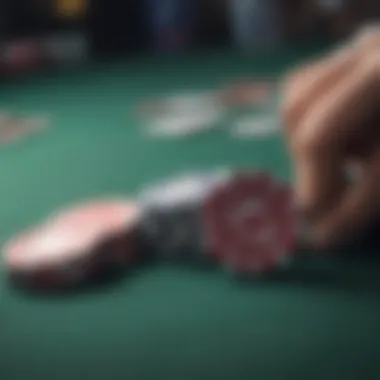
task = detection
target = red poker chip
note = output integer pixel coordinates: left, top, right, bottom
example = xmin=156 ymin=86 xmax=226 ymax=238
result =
xmin=202 ymin=172 xmax=299 ymax=275
xmin=3 ymin=199 xmax=141 ymax=290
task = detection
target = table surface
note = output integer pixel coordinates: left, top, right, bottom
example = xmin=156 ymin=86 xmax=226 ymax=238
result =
xmin=1 ymin=49 xmax=380 ymax=380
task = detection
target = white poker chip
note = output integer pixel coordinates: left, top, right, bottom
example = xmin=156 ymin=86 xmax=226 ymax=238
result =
xmin=143 ymin=92 xmax=225 ymax=138
xmin=140 ymin=169 xmax=231 ymax=210
xmin=164 ymin=93 xmax=219 ymax=113
xmin=230 ymin=114 xmax=280 ymax=139
xmin=142 ymin=92 xmax=223 ymax=117
xmin=139 ymin=169 xmax=231 ymax=262
xmin=147 ymin=109 xmax=222 ymax=138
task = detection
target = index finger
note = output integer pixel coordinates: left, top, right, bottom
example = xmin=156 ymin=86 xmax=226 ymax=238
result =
xmin=282 ymin=47 xmax=357 ymax=138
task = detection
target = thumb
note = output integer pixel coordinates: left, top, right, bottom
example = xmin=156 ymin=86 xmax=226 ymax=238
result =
xmin=311 ymin=151 xmax=380 ymax=249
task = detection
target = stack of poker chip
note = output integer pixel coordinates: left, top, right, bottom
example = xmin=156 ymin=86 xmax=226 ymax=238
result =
xmin=139 ymin=168 xmax=232 ymax=264
xmin=3 ymin=199 xmax=141 ymax=290
xmin=139 ymin=169 xmax=299 ymax=274
xmin=1 ymin=169 xmax=300 ymax=292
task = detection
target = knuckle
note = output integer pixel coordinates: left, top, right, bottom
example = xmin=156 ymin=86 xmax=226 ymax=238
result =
xmin=282 ymin=61 xmax=311 ymax=96
xmin=360 ymin=51 xmax=380 ymax=75
xmin=292 ymin=125 xmax=327 ymax=158
xmin=280 ymin=67 xmax=310 ymax=122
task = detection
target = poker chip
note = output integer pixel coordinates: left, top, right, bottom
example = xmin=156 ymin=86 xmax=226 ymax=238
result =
xmin=147 ymin=110 xmax=221 ymax=138
xmin=3 ymin=199 xmax=141 ymax=290
xmin=202 ymin=171 xmax=299 ymax=276
xmin=221 ymin=81 xmax=275 ymax=108
xmin=140 ymin=92 xmax=225 ymax=138
xmin=230 ymin=114 xmax=280 ymax=139
xmin=140 ymin=169 xmax=231 ymax=209
xmin=164 ymin=93 xmax=220 ymax=113
xmin=139 ymin=169 xmax=231 ymax=263
xmin=140 ymin=92 xmax=219 ymax=116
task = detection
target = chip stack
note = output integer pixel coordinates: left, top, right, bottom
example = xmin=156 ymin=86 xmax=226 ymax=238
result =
xmin=3 ymin=199 xmax=142 ymax=290
xmin=139 ymin=169 xmax=231 ymax=265
xmin=2 ymin=168 xmax=302 ymax=292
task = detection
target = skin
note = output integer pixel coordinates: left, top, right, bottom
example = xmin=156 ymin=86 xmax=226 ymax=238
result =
xmin=281 ymin=26 xmax=380 ymax=249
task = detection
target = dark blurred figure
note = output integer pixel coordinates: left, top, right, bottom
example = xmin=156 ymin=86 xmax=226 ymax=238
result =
xmin=7 ymin=0 xmax=87 ymax=36
xmin=3 ymin=0 xmax=146 ymax=57
xmin=3 ymin=0 xmax=380 ymax=65
xmin=90 ymin=0 xmax=146 ymax=56
xmin=281 ymin=0 xmax=329 ymax=42
xmin=282 ymin=0 xmax=380 ymax=44
xmin=198 ymin=0 xmax=229 ymax=47
xmin=144 ymin=0 xmax=198 ymax=51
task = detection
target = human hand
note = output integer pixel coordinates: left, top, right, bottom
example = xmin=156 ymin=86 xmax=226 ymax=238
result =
xmin=282 ymin=26 xmax=380 ymax=248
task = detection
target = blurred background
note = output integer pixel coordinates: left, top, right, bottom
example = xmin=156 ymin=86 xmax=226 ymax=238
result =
xmin=3 ymin=5 xmax=380 ymax=380
xmin=0 ymin=0 xmax=380 ymax=78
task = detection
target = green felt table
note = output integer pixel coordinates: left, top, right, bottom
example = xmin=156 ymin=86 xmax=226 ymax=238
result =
xmin=1 ymin=49 xmax=380 ymax=380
